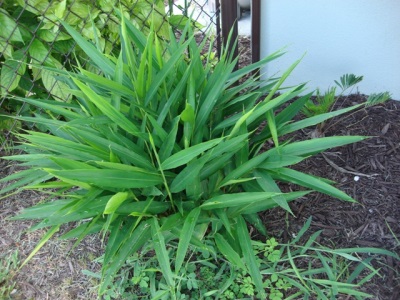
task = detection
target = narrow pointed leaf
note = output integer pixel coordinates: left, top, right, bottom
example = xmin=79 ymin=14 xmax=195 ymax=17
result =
xmin=161 ymin=137 xmax=224 ymax=170
xmin=236 ymin=216 xmax=266 ymax=298
xmin=175 ymin=207 xmax=201 ymax=273
xmin=201 ymin=192 xmax=281 ymax=210
xmin=46 ymin=169 xmax=162 ymax=189
xmin=215 ymin=233 xmax=246 ymax=270
xmin=269 ymin=168 xmax=356 ymax=202
xmin=151 ymin=218 xmax=175 ymax=287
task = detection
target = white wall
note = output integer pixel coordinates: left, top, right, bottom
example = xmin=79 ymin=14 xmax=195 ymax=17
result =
xmin=260 ymin=0 xmax=400 ymax=100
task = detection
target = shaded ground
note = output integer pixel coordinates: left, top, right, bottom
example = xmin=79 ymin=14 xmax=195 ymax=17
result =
xmin=0 ymin=36 xmax=399 ymax=299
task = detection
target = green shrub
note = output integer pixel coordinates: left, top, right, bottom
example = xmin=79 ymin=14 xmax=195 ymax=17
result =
xmin=1 ymin=12 xmax=393 ymax=299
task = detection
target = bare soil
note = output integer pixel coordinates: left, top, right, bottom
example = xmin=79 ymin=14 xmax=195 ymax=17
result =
xmin=0 ymin=36 xmax=399 ymax=300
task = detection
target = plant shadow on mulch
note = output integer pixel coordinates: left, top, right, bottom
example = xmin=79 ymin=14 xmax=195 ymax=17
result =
xmin=0 ymin=36 xmax=399 ymax=299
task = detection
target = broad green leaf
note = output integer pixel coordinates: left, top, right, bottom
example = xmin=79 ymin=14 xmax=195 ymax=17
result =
xmin=218 ymin=151 xmax=270 ymax=187
xmin=59 ymin=220 xmax=104 ymax=240
xmin=0 ymin=9 xmax=24 ymax=42
xmin=215 ymin=87 xmax=304 ymax=133
xmin=220 ymin=177 xmax=258 ymax=188
xmin=258 ymin=155 xmax=305 ymax=169
xmin=201 ymin=192 xmax=281 ymax=210
xmin=269 ymin=168 xmax=355 ymax=202
xmin=1 ymin=49 xmax=27 ymax=95
xmin=161 ymin=137 xmax=224 ymax=170
xmin=267 ymin=136 xmax=368 ymax=158
xmin=21 ymin=131 xmax=109 ymax=161
xmin=29 ymin=39 xmax=54 ymax=65
xmin=46 ymin=169 xmax=163 ymax=189
xmin=11 ymin=96 xmax=81 ymax=119
xmin=229 ymin=191 xmax=310 ymax=215
xmin=104 ymin=192 xmax=130 ymax=215
xmin=79 ymin=69 xmax=135 ymax=98
xmin=41 ymin=69 xmax=71 ymax=101
xmin=0 ymin=40 xmax=13 ymax=58
xmin=279 ymin=104 xmax=363 ymax=136
xmin=170 ymin=158 xmax=207 ymax=193
xmin=67 ymin=127 xmax=154 ymax=170
xmin=158 ymin=117 xmax=180 ymax=162
xmin=50 ymin=157 xmax=96 ymax=170
xmin=175 ymin=207 xmax=201 ymax=273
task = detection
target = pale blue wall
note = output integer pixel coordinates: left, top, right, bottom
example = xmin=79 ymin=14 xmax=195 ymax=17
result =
xmin=260 ymin=0 xmax=400 ymax=100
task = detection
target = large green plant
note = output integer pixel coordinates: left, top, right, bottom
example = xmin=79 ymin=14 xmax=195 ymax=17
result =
xmin=0 ymin=14 xmax=378 ymax=298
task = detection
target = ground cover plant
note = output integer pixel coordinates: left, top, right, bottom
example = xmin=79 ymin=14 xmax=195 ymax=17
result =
xmin=1 ymin=12 xmax=398 ymax=299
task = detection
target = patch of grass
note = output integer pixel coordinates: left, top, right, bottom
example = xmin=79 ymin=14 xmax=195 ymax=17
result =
xmin=0 ymin=250 xmax=19 ymax=299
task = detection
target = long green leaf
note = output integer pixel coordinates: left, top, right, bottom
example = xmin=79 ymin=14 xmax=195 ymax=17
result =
xmin=279 ymin=104 xmax=363 ymax=136
xmin=19 ymin=225 xmax=60 ymax=269
xmin=46 ymin=169 xmax=162 ymax=189
xmin=100 ymin=219 xmax=151 ymax=294
xmin=175 ymin=207 xmax=201 ymax=273
xmin=161 ymin=137 xmax=224 ymax=170
xmin=151 ymin=218 xmax=175 ymax=288
xmin=72 ymin=79 xmax=143 ymax=137
xmin=236 ymin=216 xmax=266 ymax=298
xmin=201 ymin=192 xmax=281 ymax=210
xmin=215 ymin=233 xmax=246 ymax=270
xmin=267 ymin=136 xmax=368 ymax=158
xmin=60 ymin=20 xmax=116 ymax=77
xmin=269 ymin=168 xmax=355 ymax=202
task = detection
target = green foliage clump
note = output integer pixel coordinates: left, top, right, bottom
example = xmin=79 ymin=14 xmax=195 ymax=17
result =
xmin=1 ymin=11 xmax=397 ymax=299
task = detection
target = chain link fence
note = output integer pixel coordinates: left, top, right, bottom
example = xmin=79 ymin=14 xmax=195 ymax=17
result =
xmin=0 ymin=0 xmax=223 ymax=151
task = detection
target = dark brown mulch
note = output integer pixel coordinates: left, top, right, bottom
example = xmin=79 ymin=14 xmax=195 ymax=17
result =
xmin=260 ymin=95 xmax=400 ymax=299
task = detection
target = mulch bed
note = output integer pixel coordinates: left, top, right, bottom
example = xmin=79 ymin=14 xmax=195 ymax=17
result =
xmin=0 ymin=36 xmax=399 ymax=299
xmin=260 ymin=96 xmax=400 ymax=299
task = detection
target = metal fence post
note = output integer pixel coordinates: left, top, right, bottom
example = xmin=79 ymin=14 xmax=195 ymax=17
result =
xmin=251 ymin=0 xmax=261 ymax=64
xmin=220 ymin=0 xmax=238 ymax=69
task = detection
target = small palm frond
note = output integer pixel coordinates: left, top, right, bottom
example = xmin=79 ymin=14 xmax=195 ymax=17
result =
xmin=365 ymin=92 xmax=391 ymax=107
xmin=334 ymin=74 xmax=363 ymax=91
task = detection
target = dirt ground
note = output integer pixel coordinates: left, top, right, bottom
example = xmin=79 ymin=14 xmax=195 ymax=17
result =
xmin=0 ymin=36 xmax=399 ymax=299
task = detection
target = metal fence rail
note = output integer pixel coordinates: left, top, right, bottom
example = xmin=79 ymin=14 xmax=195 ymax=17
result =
xmin=0 ymin=0 xmax=222 ymax=151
